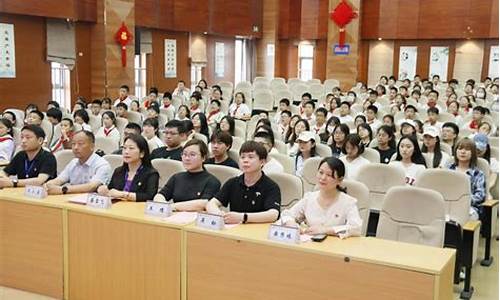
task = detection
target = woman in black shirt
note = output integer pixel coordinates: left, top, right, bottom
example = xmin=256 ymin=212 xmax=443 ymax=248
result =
xmin=374 ymin=125 xmax=396 ymax=164
xmin=98 ymin=134 xmax=159 ymax=201
xmin=153 ymin=139 xmax=221 ymax=211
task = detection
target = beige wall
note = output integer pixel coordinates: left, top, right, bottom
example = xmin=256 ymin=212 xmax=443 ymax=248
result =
xmin=367 ymin=40 xmax=394 ymax=86
xmin=453 ymin=40 xmax=485 ymax=83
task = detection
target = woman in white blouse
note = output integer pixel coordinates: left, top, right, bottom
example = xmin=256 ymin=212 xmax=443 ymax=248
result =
xmin=281 ymin=157 xmax=362 ymax=238
xmin=228 ymin=92 xmax=251 ymax=120
xmin=0 ymin=118 xmax=15 ymax=162
xmin=95 ymin=111 xmax=121 ymax=148
xmin=339 ymin=134 xmax=370 ymax=180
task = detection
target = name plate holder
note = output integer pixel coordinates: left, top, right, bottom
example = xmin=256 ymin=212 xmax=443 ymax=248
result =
xmin=196 ymin=212 xmax=224 ymax=230
xmin=268 ymin=224 xmax=300 ymax=244
xmin=144 ymin=201 xmax=173 ymax=218
xmin=86 ymin=193 xmax=112 ymax=209
xmin=24 ymin=185 xmax=47 ymax=199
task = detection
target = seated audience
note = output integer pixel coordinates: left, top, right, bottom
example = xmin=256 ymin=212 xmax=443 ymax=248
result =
xmin=205 ymin=130 xmax=239 ymax=169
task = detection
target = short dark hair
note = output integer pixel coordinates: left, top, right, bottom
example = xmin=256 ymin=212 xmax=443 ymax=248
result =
xmin=281 ymin=110 xmax=292 ymax=117
xmin=427 ymin=107 xmax=440 ymax=115
xmin=74 ymin=109 xmax=90 ymax=123
xmin=143 ymin=117 xmax=160 ymax=135
xmin=30 ymin=110 xmax=44 ymax=121
xmin=116 ymin=102 xmax=128 ymax=110
xmin=473 ymin=106 xmax=486 ymax=114
xmin=340 ymin=101 xmax=351 ymax=108
xmin=404 ymin=105 xmax=417 ymax=112
xmin=239 ymin=141 xmax=268 ymax=160
xmin=22 ymin=125 xmax=45 ymax=139
xmin=210 ymin=130 xmax=233 ymax=148
xmin=163 ymin=91 xmax=172 ymax=100
xmin=343 ymin=133 xmax=365 ymax=156
xmin=102 ymin=111 xmax=117 ymax=125
xmin=183 ymin=138 xmax=209 ymax=160
xmin=254 ymin=130 xmax=275 ymax=147
xmin=47 ymin=101 xmax=60 ymax=108
xmin=443 ymin=122 xmax=459 ymax=135
xmin=74 ymin=130 xmax=95 ymax=144
xmin=165 ymin=119 xmax=187 ymax=134
xmin=210 ymin=99 xmax=221 ymax=107
xmin=429 ymin=90 xmax=439 ymax=98
xmin=316 ymin=107 xmax=328 ymax=117
xmin=279 ymin=98 xmax=290 ymax=106
xmin=147 ymin=105 xmax=160 ymax=114
xmin=302 ymin=92 xmax=312 ymax=100
xmin=125 ymin=122 xmax=142 ymax=133
xmin=366 ymin=105 xmax=378 ymax=114
xmin=0 ymin=118 xmax=13 ymax=136
xmin=91 ymin=99 xmax=102 ymax=105
xmin=305 ymin=100 xmax=315 ymax=109
xmin=120 ymin=85 xmax=130 ymax=92
xmin=149 ymin=87 xmax=159 ymax=95
xmin=47 ymin=108 xmax=62 ymax=122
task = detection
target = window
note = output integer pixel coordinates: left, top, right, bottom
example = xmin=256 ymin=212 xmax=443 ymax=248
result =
xmin=50 ymin=62 xmax=71 ymax=109
xmin=234 ymin=38 xmax=248 ymax=85
xmin=135 ymin=53 xmax=147 ymax=100
xmin=298 ymin=43 xmax=314 ymax=81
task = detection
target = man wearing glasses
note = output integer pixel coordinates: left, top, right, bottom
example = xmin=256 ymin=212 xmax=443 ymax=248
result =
xmin=150 ymin=120 xmax=188 ymax=161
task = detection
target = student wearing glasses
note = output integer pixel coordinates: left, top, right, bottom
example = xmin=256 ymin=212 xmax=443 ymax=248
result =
xmin=153 ymin=139 xmax=221 ymax=211
xmin=150 ymin=120 xmax=188 ymax=161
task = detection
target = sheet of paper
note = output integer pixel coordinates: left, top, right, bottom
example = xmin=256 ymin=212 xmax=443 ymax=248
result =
xmin=224 ymin=223 xmax=240 ymax=229
xmin=300 ymin=234 xmax=312 ymax=243
xmin=163 ymin=212 xmax=198 ymax=225
xmin=68 ymin=193 xmax=88 ymax=204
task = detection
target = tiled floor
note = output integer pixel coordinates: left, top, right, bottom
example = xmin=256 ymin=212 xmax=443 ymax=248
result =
xmin=1 ymin=238 xmax=498 ymax=300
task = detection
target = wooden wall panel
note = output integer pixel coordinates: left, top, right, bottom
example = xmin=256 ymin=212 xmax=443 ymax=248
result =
xmin=75 ymin=0 xmax=97 ymax=22
xmin=0 ymin=14 xmax=51 ymax=111
xmin=173 ymin=0 xmax=209 ymax=33
xmin=317 ymin=0 xmax=329 ymax=39
xmin=205 ymin=35 xmax=235 ymax=85
xmin=135 ymin=0 xmax=160 ymax=29
xmin=71 ymin=22 xmax=92 ymax=103
xmin=313 ymin=39 xmax=327 ymax=81
xmin=396 ymin=0 xmax=419 ymax=39
xmin=360 ymin=0 xmax=380 ymax=39
xmin=1 ymin=0 xmax=75 ymax=19
xmin=301 ymin=0 xmax=320 ymax=40
xmin=490 ymin=0 xmax=499 ymax=38
xmin=357 ymin=39 xmax=369 ymax=83
xmin=147 ymin=30 xmax=190 ymax=92
xmin=361 ymin=0 xmax=498 ymax=40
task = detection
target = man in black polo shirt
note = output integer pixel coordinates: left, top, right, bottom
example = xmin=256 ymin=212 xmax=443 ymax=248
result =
xmin=150 ymin=120 xmax=186 ymax=161
xmin=0 ymin=125 xmax=57 ymax=187
xmin=206 ymin=141 xmax=281 ymax=224
xmin=205 ymin=130 xmax=239 ymax=169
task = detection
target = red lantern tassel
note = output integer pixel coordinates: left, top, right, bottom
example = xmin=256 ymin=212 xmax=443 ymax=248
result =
xmin=121 ymin=46 xmax=127 ymax=67
xmin=339 ymin=28 xmax=346 ymax=47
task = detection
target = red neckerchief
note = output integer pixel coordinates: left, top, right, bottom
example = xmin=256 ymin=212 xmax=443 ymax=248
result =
xmin=0 ymin=135 xmax=12 ymax=142
xmin=104 ymin=126 xmax=115 ymax=136
xmin=232 ymin=104 xmax=240 ymax=116
xmin=190 ymin=105 xmax=199 ymax=111
xmin=207 ymin=109 xmax=220 ymax=121
xmin=427 ymin=102 xmax=436 ymax=108
xmin=164 ymin=102 xmax=171 ymax=108
xmin=469 ymin=120 xmax=479 ymax=129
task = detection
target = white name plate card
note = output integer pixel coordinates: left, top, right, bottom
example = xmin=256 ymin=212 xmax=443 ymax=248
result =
xmin=268 ymin=224 xmax=300 ymax=244
xmin=24 ymin=185 xmax=47 ymax=199
xmin=196 ymin=212 xmax=224 ymax=230
xmin=144 ymin=201 xmax=173 ymax=218
xmin=86 ymin=193 xmax=112 ymax=209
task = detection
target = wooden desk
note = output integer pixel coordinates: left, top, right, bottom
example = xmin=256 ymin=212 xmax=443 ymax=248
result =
xmin=185 ymin=224 xmax=456 ymax=300
xmin=0 ymin=190 xmax=64 ymax=299
xmin=0 ymin=189 xmax=185 ymax=300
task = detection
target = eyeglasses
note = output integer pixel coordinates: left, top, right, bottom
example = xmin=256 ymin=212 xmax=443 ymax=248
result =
xmin=182 ymin=152 xmax=200 ymax=159
xmin=164 ymin=130 xmax=179 ymax=136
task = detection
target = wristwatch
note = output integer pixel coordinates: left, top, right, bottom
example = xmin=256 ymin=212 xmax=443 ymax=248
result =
xmin=242 ymin=213 xmax=248 ymax=224
xmin=12 ymin=178 xmax=18 ymax=187
xmin=61 ymin=186 xmax=68 ymax=195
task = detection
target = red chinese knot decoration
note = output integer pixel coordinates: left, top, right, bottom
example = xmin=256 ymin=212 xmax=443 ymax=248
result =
xmin=329 ymin=0 xmax=358 ymax=47
xmin=115 ymin=22 xmax=132 ymax=67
